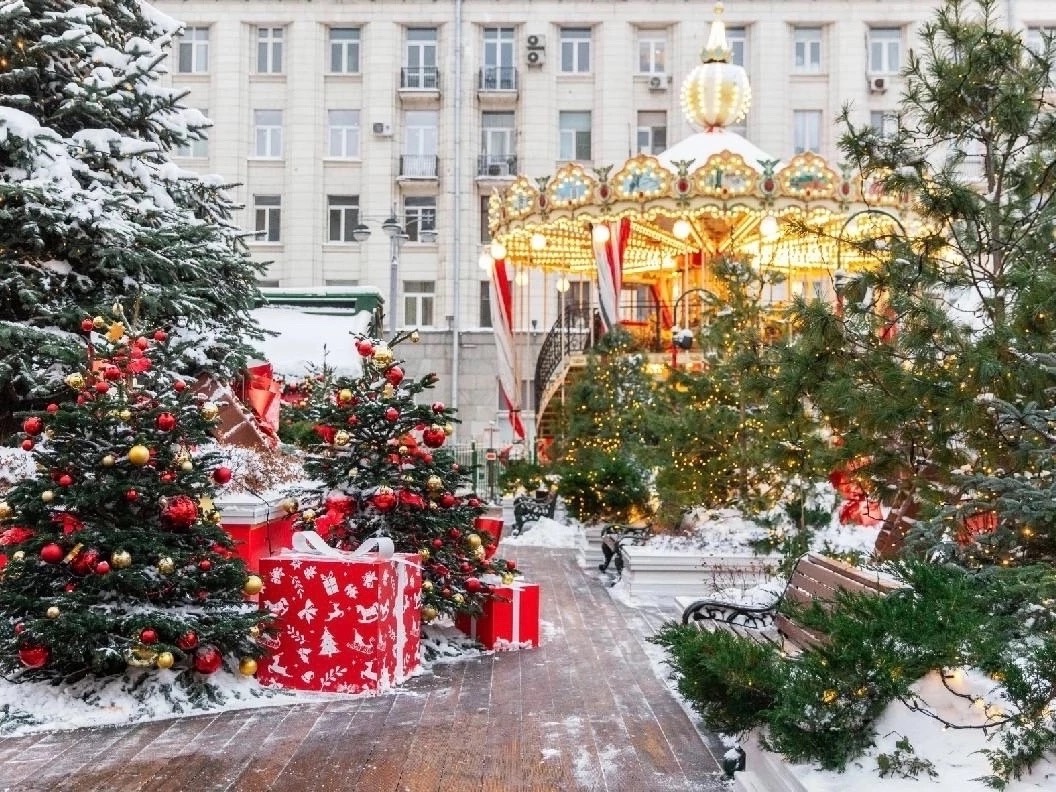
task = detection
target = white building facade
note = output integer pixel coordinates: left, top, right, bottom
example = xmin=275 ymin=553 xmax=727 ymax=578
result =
xmin=155 ymin=0 xmax=1056 ymax=448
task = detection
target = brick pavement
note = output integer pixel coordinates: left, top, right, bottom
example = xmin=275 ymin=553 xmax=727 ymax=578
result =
xmin=0 ymin=547 xmax=727 ymax=791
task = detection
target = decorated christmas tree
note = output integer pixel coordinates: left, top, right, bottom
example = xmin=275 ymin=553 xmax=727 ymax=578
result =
xmin=289 ymin=332 xmax=517 ymax=622
xmin=0 ymin=0 xmax=265 ymax=423
xmin=0 ymin=312 xmax=268 ymax=680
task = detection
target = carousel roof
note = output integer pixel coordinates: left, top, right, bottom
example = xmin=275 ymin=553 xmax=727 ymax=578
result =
xmin=656 ymin=128 xmax=779 ymax=172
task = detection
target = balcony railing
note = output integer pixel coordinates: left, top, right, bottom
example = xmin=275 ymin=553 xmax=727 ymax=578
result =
xmin=399 ymin=154 xmax=439 ymax=179
xmin=476 ymin=155 xmax=518 ymax=177
xmin=478 ymin=66 xmax=518 ymax=91
xmin=400 ymin=66 xmax=440 ymax=90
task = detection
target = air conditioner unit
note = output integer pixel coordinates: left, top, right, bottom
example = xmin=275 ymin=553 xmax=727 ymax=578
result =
xmin=526 ymin=49 xmax=544 ymax=67
xmin=526 ymin=33 xmax=546 ymax=50
xmin=648 ymin=74 xmax=668 ymax=91
xmin=868 ymin=75 xmax=887 ymax=93
xmin=372 ymin=122 xmax=393 ymax=137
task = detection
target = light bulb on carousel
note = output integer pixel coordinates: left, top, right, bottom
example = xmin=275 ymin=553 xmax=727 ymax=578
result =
xmin=759 ymin=214 xmax=779 ymax=240
xmin=672 ymin=218 xmax=693 ymax=240
xmin=680 ymin=2 xmax=752 ymax=130
xmin=478 ymin=250 xmax=493 ymax=271
xmin=591 ymin=224 xmax=610 ymax=244
xmin=530 ymin=232 xmax=547 ymax=251
xmin=489 ymin=240 xmax=507 ymax=260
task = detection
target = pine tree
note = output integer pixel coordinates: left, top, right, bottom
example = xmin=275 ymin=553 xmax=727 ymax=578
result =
xmin=0 ymin=0 xmax=265 ymax=422
xmin=0 ymin=312 xmax=267 ymax=681
xmin=289 ymin=332 xmax=518 ymax=622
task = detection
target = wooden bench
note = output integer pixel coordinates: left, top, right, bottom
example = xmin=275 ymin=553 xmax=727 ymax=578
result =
xmin=680 ymin=552 xmax=906 ymax=654
xmin=511 ymin=491 xmax=558 ymax=534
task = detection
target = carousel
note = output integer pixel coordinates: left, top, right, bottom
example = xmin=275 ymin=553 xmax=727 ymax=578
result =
xmin=484 ymin=2 xmax=914 ymax=440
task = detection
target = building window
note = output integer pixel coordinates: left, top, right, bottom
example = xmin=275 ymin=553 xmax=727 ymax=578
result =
xmin=327 ymin=195 xmax=361 ymax=243
xmin=870 ymin=111 xmax=898 ymax=138
xmin=481 ymin=111 xmax=515 ymax=174
xmin=637 ymin=30 xmax=667 ymax=74
xmin=559 ymin=110 xmax=592 ymax=161
xmin=254 ymin=195 xmax=281 ymax=242
xmin=256 ymin=27 xmax=284 ymax=74
xmin=483 ymin=27 xmax=515 ymax=89
xmin=726 ymin=27 xmax=747 ymax=68
xmin=793 ymin=110 xmax=822 ymax=154
xmin=253 ymin=109 xmax=283 ymax=158
xmin=480 ymin=195 xmax=492 ymax=243
xmin=177 ymin=27 xmax=209 ymax=74
xmin=793 ymin=27 xmax=822 ymax=73
xmin=404 ymin=110 xmax=438 ymax=177
xmin=868 ymin=27 xmax=901 ymax=74
xmin=327 ymin=109 xmax=360 ymax=158
xmin=560 ymin=27 xmax=591 ymax=73
xmin=404 ymin=280 xmax=435 ymax=327
xmin=176 ymin=108 xmax=209 ymax=158
xmin=567 ymin=280 xmax=592 ymax=313
xmin=479 ymin=280 xmax=493 ymax=328
xmin=636 ymin=111 xmax=667 ymax=155
xmin=404 ymin=196 xmax=436 ymax=242
xmin=405 ymin=28 xmax=438 ymax=89
xmin=329 ymin=28 xmax=361 ymax=73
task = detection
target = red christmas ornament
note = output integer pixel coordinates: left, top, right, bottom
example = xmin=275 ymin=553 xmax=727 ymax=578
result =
xmin=431 ymin=401 xmax=445 ymax=413
xmin=64 ymin=582 xmax=77 ymax=593
xmin=505 ymin=559 xmax=517 ymax=571
xmin=448 ymin=528 xmax=462 ymax=539
xmin=94 ymin=560 xmax=111 ymax=575
xmin=439 ymin=492 xmax=456 ymax=508
xmin=103 ymin=364 xmax=123 ymax=381
xmin=212 ymin=466 xmax=233 ymax=485
xmin=422 ymin=426 xmax=446 ymax=448
xmin=172 ymin=379 xmax=187 ymax=393
xmin=134 ymin=335 xmax=150 ymax=350
xmin=193 ymin=645 xmax=223 ymax=674
xmin=18 ymin=644 xmax=50 ymax=669
xmin=159 ymin=471 xmax=176 ymax=485
xmin=70 ymin=548 xmax=100 ymax=576
xmin=58 ymin=474 xmax=73 ymax=487
xmin=372 ymin=488 xmax=397 ymax=512
xmin=384 ymin=407 xmax=400 ymax=422
xmin=20 ymin=439 xmax=33 ymax=452
xmin=40 ymin=543 xmax=64 ymax=564
xmin=22 ymin=416 xmax=43 ymax=436
xmin=155 ymin=412 xmax=177 ymax=432
xmin=161 ymin=495 xmax=199 ymax=530
xmin=80 ymin=318 xmax=95 ymax=333
xmin=355 ymin=338 xmax=374 ymax=357
xmin=465 ymin=577 xmax=482 ymax=593
xmin=46 ymin=403 xmax=59 ymax=414
xmin=324 ymin=491 xmax=355 ymax=516
xmin=385 ymin=366 xmax=405 ymax=386
xmin=140 ymin=628 xmax=159 ymax=645
xmin=124 ymin=488 xmax=139 ymax=502
xmin=153 ymin=329 xmax=168 ymax=342
xmin=94 ymin=382 xmax=109 ymax=394
xmin=467 ymin=497 xmax=480 ymax=508
xmin=398 ymin=490 xmax=425 ymax=510
xmin=54 ymin=512 xmax=83 ymax=535
xmin=198 ymin=558 xmax=212 ymax=572
xmin=432 ymin=538 xmax=444 ymax=549
xmin=176 ymin=631 xmax=199 ymax=651
xmin=346 ymin=415 xmax=359 ymax=426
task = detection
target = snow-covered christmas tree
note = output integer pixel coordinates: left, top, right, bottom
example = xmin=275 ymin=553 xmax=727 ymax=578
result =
xmin=0 ymin=0 xmax=265 ymax=422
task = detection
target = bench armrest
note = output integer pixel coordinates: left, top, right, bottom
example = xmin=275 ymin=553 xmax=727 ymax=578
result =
xmin=681 ymin=598 xmax=779 ymax=630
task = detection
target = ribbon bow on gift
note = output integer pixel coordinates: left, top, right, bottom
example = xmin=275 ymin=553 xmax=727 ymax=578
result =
xmin=292 ymin=530 xmax=395 ymax=558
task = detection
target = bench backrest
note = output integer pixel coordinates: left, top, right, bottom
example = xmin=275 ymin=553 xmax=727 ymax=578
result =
xmin=774 ymin=553 xmax=905 ymax=651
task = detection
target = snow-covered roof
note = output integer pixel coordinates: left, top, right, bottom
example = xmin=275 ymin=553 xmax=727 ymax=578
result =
xmin=250 ymin=307 xmax=372 ymax=378
xmin=657 ymin=128 xmax=781 ymax=172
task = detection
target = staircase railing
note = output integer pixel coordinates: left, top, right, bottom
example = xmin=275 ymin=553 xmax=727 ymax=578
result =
xmin=534 ymin=305 xmax=598 ymax=421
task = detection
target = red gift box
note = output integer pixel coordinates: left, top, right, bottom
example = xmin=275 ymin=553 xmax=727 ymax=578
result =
xmin=455 ymin=581 xmax=540 ymax=650
xmin=473 ymin=515 xmax=503 ymax=560
xmin=215 ymin=494 xmax=295 ymax=573
xmin=256 ymin=533 xmax=421 ymax=693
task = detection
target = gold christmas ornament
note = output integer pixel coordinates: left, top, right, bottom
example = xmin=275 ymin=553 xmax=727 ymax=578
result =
xmin=426 ymin=475 xmax=443 ymax=492
xmin=373 ymin=345 xmax=394 ymax=365
xmin=155 ymin=651 xmax=175 ymax=670
xmin=41 ymin=490 xmax=55 ymax=503
xmin=207 ymin=510 xmax=222 ymax=524
xmin=452 ymin=593 xmax=465 ymax=605
xmin=422 ymin=579 xmax=433 ymax=591
xmin=421 ymin=605 xmax=438 ymax=622
xmin=333 ymin=430 xmax=350 ymax=447
xmin=398 ymin=445 xmax=409 ymax=456
xmin=243 ymin=575 xmax=264 ymax=596
xmin=127 ymin=445 xmax=150 ymax=466
xmin=119 ymin=409 xmax=132 ymax=421
xmin=382 ymin=383 xmax=396 ymax=399
xmin=238 ymin=657 xmax=259 ymax=676
xmin=301 ymin=509 xmax=317 ymax=522
xmin=65 ymin=372 xmax=85 ymax=389
xmin=501 ymin=572 xmax=515 ymax=585
xmin=475 ymin=546 xmax=486 ymax=559
xmin=111 ymin=550 xmax=132 ymax=569
xmin=12 ymin=550 xmax=25 ymax=561
xmin=0 ymin=501 xmax=11 ymax=520
xmin=180 ymin=460 xmax=193 ymax=472
xmin=200 ymin=402 xmax=219 ymax=420
xmin=92 ymin=315 xmax=106 ymax=329
xmin=821 ymin=689 xmax=839 ymax=704
xmin=443 ymin=423 xmax=454 ymax=436
xmin=157 ymin=557 xmax=175 ymax=575
xmin=410 ymin=330 xmax=420 ymax=343
xmin=125 ymin=642 xmax=157 ymax=668
xmin=249 ymin=625 xmax=262 ymax=638
xmin=338 ymin=388 xmax=353 ymax=402
xmin=101 ymin=454 xmax=116 ymax=467
xmin=466 ymin=533 xmax=482 ymax=549
xmin=280 ymin=498 xmax=298 ymax=514
xmin=46 ymin=606 xmax=60 ymax=619
xmin=419 ymin=548 xmax=431 ymax=561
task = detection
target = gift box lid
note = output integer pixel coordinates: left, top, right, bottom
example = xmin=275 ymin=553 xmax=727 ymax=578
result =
xmin=214 ymin=492 xmax=290 ymax=523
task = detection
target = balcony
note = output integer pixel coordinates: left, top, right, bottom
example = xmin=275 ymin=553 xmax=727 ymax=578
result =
xmin=399 ymin=67 xmax=440 ymax=105
xmin=476 ymin=154 xmax=518 ymax=181
xmin=399 ymin=154 xmax=440 ymax=180
xmin=477 ymin=67 xmax=519 ymax=106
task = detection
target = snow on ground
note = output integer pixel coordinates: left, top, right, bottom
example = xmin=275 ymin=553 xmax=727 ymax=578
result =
xmin=499 ymin=516 xmax=583 ymax=550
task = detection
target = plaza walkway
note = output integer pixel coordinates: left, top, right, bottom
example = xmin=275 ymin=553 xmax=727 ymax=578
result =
xmin=0 ymin=546 xmax=727 ymax=791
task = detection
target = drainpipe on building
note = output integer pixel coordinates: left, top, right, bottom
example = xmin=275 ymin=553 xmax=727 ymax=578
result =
xmin=451 ymin=0 xmax=463 ymax=424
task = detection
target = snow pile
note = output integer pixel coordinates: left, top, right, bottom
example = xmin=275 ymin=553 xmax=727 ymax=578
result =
xmin=500 ymin=517 xmax=584 ymax=549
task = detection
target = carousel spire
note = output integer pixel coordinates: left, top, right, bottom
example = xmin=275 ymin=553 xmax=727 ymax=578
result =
xmin=680 ymin=2 xmax=752 ymax=130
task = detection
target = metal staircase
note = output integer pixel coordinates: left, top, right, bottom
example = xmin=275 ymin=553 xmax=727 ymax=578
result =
xmin=533 ymin=305 xmax=600 ymax=434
